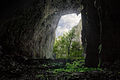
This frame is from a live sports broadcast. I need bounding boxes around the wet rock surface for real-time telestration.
[0,55,120,80]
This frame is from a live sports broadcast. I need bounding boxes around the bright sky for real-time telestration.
[56,13,81,38]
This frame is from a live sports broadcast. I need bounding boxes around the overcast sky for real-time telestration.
[56,13,81,38]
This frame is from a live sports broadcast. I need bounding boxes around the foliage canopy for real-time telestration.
[53,25,84,59]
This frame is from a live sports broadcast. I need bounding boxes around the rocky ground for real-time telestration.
[0,55,120,80]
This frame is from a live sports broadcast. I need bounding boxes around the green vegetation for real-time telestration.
[36,60,102,78]
[53,26,84,59]
[49,21,103,75]
[52,60,102,73]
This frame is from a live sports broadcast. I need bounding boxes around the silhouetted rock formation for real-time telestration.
[0,0,120,68]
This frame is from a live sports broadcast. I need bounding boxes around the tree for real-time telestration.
[53,25,83,59]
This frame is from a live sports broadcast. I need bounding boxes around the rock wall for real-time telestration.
[99,0,120,67]
[74,20,82,43]
[0,0,82,59]
[81,0,100,67]
[0,0,120,68]
[81,0,120,67]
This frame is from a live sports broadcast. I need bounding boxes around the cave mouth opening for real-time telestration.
[53,13,84,60]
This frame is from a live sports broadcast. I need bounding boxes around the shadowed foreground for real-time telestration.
[0,55,120,80]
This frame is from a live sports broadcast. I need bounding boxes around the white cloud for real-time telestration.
[56,13,81,38]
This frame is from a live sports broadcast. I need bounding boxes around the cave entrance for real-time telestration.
[53,13,84,60]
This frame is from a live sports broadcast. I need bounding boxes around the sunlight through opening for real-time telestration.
[56,13,81,38]
[53,13,83,59]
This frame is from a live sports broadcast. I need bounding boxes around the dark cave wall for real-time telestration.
[81,0,120,67]
[0,0,120,68]
[81,0,100,67]
[0,0,60,59]
[99,0,120,67]
[0,0,82,59]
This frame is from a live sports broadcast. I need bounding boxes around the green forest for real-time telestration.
[53,25,84,59]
